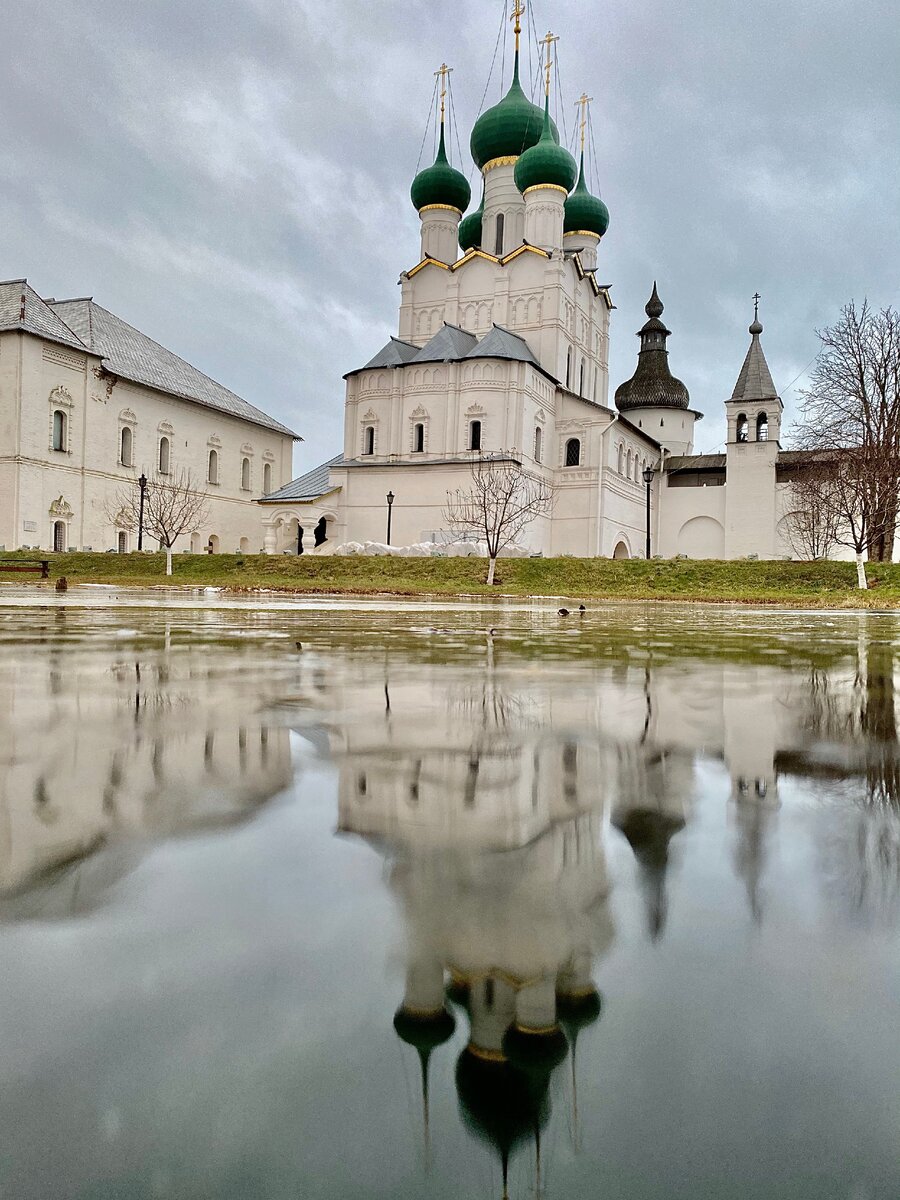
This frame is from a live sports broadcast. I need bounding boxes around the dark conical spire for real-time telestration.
[614,283,690,413]
[732,297,777,403]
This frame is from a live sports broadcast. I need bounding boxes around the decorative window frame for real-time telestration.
[409,405,429,454]
[207,435,222,486]
[240,446,253,492]
[465,404,486,453]
[118,408,137,468]
[48,386,74,454]
[361,410,379,456]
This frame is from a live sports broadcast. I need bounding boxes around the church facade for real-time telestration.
[261,20,813,562]
[0,279,297,555]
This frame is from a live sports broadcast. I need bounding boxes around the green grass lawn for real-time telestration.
[2,550,899,607]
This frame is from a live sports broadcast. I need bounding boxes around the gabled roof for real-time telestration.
[362,337,420,369]
[732,321,778,403]
[0,279,85,351]
[260,454,345,503]
[50,297,298,437]
[465,324,539,366]
[412,323,478,363]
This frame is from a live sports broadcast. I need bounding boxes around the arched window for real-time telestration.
[363,425,375,456]
[533,425,542,463]
[617,444,624,474]
[469,419,482,452]
[263,462,273,493]
[565,346,573,390]
[413,422,425,453]
[565,438,581,467]
[158,436,170,475]
[494,212,505,257]
[120,425,133,467]
[626,449,633,479]
[241,456,251,490]
[207,448,219,484]
[52,409,67,452]
[756,412,769,442]
[736,413,749,443]
[579,358,585,396]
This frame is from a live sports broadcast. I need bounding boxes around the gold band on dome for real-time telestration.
[467,1044,507,1063]
[514,1023,561,1036]
[400,1004,447,1018]
[564,230,601,240]
[483,155,519,172]
[523,183,569,196]
[418,203,463,215]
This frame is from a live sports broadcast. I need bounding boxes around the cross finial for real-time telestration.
[510,0,524,52]
[753,292,761,322]
[434,62,452,124]
[541,30,559,96]
[577,93,593,152]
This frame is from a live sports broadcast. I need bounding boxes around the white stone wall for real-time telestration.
[0,331,294,553]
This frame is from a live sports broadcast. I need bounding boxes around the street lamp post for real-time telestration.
[386,491,395,546]
[642,466,656,560]
[137,472,148,550]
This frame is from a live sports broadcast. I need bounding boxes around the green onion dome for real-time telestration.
[564,154,610,238]
[513,99,577,195]
[470,54,559,170]
[458,190,484,251]
[411,126,471,215]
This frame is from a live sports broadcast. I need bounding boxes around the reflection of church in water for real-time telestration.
[317,649,798,1194]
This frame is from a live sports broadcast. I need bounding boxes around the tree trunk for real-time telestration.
[486,555,497,586]
[165,546,173,576]
[856,550,868,590]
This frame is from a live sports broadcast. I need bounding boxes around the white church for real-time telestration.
[260,15,812,562]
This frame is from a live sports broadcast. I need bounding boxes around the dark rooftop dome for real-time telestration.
[615,283,690,413]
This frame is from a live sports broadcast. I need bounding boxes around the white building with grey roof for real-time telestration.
[0,279,298,554]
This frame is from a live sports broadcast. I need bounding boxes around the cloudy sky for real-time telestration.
[2,0,898,474]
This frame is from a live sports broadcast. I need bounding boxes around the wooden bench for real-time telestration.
[0,558,51,579]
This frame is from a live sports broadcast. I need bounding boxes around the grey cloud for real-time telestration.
[2,0,897,470]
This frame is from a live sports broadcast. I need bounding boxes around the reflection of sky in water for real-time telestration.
[0,593,898,1200]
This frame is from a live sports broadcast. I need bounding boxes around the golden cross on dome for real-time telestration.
[434,62,452,124]
[541,30,559,96]
[510,0,525,52]
[577,93,593,151]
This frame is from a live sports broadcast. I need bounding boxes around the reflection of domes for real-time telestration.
[445,972,471,1009]
[503,1024,568,1071]
[615,807,685,869]
[557,988,602,1034]
[470,56,558,170]
[411,127,471,215]
[393,1005,456,1053]
[456,1049,550,1163]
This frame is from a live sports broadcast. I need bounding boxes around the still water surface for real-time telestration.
[0,591,898,1199]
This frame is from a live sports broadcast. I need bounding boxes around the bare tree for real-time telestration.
[781,469,843,561]
[108,469,210,576]
[794,301,900,565]
[444,454,553,585]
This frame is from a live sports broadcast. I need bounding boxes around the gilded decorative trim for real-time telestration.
[514,1023,561,1036]
[482,155,519,173]
[406,256,452,277]
[399,1004,447,1019]
[564,229,601,240]
[450,248,500,271]
[523,183,569,196]
[500,244,550,263]
[419,203,463,216]
[467,1044,507,1063]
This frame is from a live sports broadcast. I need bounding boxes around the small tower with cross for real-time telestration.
[724,296,785,556]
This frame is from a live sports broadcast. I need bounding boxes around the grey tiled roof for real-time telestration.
[465,324,539,365]
[260,454,344,502]
[362,337,420,369]
[732,324,777,403]
[50,297,298,437]
[412,324,478,363]
[665,454,726,471]
[0,279,86,351]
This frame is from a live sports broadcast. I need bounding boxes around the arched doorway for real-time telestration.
[676,516,725,559]
[207,535,220,554]
[52,521,66,552]
[117,531,128,553]
[314,517,328,547]
[613,540,630,560]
